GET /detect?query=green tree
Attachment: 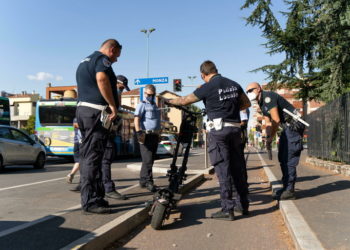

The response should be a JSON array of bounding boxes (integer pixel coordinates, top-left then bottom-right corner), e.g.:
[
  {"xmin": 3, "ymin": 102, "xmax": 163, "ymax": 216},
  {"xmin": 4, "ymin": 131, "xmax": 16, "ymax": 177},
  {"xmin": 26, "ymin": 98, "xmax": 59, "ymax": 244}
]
[
  {"xmin": 189, "ymin": 104, "xmax": 203, "ymax": 130},
  {"xmin": 23, "ymin": 115, "xmax": 35, "ymax": 135},
  {"xmin": 241, "ymin": 0, "xmax": 350, "ymax": 102}
]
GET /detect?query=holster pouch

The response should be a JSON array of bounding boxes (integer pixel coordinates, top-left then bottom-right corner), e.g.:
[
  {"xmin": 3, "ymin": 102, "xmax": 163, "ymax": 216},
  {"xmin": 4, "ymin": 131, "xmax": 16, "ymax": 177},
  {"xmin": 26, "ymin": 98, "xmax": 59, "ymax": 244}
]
[
  {"xmin": 205, "ymin": 120, "xmax": 214, "ymax": 131},
  {"xmin": 137, "ymin": 131, "xmax": 146, "ymax": 144},
  {"xmin": 213, "ymin": 118, "xmax": 223, "ymax": 131},
  {"xmin": 100, "ymin": 107, "xmax": 113, "ymax": 131}
]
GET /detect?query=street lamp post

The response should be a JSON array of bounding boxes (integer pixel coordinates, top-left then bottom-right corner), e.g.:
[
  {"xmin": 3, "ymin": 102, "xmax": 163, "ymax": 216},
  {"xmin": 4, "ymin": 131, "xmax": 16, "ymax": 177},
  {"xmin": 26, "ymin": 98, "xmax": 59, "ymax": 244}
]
[{"xmin": 140, "ymin": 28, "xmax": 156, "ymax": 77}]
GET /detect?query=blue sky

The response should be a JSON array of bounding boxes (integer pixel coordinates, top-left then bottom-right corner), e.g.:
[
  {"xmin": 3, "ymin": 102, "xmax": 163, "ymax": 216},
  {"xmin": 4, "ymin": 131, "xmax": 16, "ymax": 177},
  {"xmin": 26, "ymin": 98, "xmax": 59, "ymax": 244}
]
[{"xmin": 0, "ymin": 0, "xmax": 286, "ymax": 98}]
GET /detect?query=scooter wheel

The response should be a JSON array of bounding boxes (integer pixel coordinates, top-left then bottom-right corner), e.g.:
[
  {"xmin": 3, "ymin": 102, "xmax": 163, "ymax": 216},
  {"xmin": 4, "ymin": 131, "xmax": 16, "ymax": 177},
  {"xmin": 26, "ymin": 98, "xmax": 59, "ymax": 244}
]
[{"xmin": 151, "ymin": 202, "xmax": 167, "ymax": 230}]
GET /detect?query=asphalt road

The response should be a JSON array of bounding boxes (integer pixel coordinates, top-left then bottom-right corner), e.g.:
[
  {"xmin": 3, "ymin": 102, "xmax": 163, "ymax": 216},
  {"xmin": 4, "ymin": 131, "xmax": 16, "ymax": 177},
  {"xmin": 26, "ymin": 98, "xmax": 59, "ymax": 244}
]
[
  {"xmin": 0, "ymin": 149, "xmax": 207, "ymax": 234},
  {"xmin": 0, "ymin": 156, "xmax": 146, "ymax": 233}
]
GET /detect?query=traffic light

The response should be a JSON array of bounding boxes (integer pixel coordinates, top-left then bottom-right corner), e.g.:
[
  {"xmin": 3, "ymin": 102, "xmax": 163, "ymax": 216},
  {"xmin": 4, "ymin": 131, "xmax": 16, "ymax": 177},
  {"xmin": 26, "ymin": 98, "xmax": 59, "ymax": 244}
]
[{"xmin": 173, "ymin": 79, "xmax": 182, "ymax": 92}]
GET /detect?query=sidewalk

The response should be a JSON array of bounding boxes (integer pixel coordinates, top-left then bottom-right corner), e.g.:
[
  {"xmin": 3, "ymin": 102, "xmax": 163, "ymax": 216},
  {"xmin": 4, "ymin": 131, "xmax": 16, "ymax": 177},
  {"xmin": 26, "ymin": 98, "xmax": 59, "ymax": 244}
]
[
  {"xmin": 108, "ymin": 151, "xmax": 294, "ymax": 250},
  {"xmin": 259, "ymin": 148, "xmax": 350, "ymax": 249}
]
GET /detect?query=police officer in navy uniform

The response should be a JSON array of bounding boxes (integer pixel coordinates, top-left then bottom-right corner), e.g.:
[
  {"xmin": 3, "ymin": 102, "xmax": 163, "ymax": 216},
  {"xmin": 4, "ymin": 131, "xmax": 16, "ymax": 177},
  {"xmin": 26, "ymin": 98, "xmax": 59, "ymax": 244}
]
[
  {"xmin": 76, "ymin": 39, "xmax": 121, "ymax": 214},
  {"xmin": 101, "ymin": 75, "xmax": 130, "ymax": 200},
  {"xmin": 168, "ymin": 60, "xmax": 251, "ymax": 220},
  {"xmin": 246, "ymin": 82, "xmax": 305, "ymax": 200},
  {"xmin": 134, "ymin": 84, "xmax": 161, "ymax": 192}
]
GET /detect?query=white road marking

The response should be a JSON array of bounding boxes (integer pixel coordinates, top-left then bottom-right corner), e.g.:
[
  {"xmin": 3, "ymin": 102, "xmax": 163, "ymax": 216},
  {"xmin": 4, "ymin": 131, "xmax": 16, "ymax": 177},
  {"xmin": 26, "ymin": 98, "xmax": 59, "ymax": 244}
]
[
  {"xmin": 0, "ymin": 177, "xmax": 70, "ymax": 192},
  {"xmin": 0, "ymin": 182, "xmax": 139, "ymax": 238},
  {"xmin": 0, "ymin": 204, "xmax": 81, "ymax": 238}
]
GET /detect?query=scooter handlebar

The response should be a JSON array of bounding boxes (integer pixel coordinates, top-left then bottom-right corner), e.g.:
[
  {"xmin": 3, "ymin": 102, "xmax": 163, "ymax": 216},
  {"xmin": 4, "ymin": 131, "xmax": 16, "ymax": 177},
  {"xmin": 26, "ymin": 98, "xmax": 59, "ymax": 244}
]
[{"xmin": 164, "ymin": 101, "xmax": 205, "ymax": 116}]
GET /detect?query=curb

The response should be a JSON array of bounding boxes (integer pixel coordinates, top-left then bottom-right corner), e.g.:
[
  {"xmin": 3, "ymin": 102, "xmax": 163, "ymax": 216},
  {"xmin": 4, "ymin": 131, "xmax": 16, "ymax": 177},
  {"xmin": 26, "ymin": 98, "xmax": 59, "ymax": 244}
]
[
  {"xmin": 60, "ymin": 173, "xmax": 206, "ymax": 250},
  {"xmin": 256, "ymin": 149, "xmax": 325, "ymax": 250},
  {"xmin": 305, "ymin": 156, "xmax": 350, "ymax": 177},
  {"xmin": 126, "ymin": 163, "xmax": 214, "ymax": 175}
]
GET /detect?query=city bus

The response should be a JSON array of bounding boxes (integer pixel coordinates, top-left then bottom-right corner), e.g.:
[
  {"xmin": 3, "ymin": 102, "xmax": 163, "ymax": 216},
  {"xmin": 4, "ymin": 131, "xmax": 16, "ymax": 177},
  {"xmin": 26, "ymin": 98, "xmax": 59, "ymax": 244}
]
[
  {"xmin": 35, "ymin": 99, "xmax": 77, "ymax": 157},
  {"xmin": 0, "ymin": 97, "xmax": 10, "ymax": 125},
  {"xmin": 35, "ymin": 99, "xmax": 142, "ymax": 158}
]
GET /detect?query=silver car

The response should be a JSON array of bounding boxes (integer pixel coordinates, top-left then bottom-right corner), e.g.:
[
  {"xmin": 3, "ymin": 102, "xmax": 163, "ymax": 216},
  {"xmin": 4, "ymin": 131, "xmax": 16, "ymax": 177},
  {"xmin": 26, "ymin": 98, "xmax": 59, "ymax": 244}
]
[
  {"xmin": 0, "ymin": 125, "xmax": 46, "ymax": 170},
  {"xmin": 156, "ymin": 134, "xmax": 185, "ymax": 156}
]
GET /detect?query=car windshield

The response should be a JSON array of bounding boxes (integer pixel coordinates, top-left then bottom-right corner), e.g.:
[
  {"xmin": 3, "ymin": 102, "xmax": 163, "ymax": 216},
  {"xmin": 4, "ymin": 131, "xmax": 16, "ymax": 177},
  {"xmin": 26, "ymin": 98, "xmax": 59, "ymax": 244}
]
[{"xmin": 39, "ymin": 106, "xmax": 76, "ymax": 126}]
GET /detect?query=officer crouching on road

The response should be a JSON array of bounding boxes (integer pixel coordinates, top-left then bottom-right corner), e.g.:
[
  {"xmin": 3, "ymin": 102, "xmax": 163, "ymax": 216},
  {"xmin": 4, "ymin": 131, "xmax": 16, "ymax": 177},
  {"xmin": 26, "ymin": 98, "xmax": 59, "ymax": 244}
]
[
  {"xmin": 246, "ymin": 82, "xmax": 305, "ymax": 200},
  {"xmin": 101, "ymin": 75, "xmax": 130, "ymax": 200},
  {"xmin": 168, "ymin": 60, "xmax": 251, "ymax": 220},
  {"xmin": 134, "ymin": 84, "xmax": 161, "ymax": 193},
  {"xmin": 76, "ymin": 39, "xmax": 121, "ymax": 214}
]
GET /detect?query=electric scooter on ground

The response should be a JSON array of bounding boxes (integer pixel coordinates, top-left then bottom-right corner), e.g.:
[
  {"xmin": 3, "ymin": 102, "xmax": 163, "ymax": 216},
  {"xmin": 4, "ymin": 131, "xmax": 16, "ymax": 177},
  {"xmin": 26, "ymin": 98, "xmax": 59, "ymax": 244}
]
[{"xmin": 149, "ymin": 103, "xmax": 204, "ymax": 230}]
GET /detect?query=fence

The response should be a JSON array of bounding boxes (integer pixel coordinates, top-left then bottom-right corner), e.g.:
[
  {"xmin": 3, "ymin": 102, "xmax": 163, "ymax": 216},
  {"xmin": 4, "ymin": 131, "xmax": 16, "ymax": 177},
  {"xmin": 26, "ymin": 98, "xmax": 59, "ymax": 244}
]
[{"xmin": 307, "ymin": 92, "xmax": 350, "ymax": 164}]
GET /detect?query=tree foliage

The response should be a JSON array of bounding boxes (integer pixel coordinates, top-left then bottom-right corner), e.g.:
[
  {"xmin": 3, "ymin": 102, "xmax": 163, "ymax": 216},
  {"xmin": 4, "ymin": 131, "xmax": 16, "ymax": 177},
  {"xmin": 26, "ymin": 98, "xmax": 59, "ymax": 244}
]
[
  {"xmin": 22, "ymin": 115, "xmax": 35, "ymax": 135},
  {"xmin": 189, "ymin": 104, "xmax": 203, "ymax": 129},
  {"xmin": 242, "ymin": 0, "xmax": 350, "ymax": 102}
]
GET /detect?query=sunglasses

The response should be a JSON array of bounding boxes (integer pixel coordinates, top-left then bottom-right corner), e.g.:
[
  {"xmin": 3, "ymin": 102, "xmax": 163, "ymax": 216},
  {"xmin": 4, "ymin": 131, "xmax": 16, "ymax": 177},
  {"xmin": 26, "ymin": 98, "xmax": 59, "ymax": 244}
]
[{"xmin": 246, "ymin": 88, "xmax": 257, "ymax": 93}]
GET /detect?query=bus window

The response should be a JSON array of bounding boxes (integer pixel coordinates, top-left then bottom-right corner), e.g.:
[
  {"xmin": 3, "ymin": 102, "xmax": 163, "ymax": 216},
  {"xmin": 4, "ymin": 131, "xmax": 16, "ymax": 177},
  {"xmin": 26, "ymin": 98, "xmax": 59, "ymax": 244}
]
[{"xmin": 38, "ymin": 106, "xmax": 76, "ymax": 126}]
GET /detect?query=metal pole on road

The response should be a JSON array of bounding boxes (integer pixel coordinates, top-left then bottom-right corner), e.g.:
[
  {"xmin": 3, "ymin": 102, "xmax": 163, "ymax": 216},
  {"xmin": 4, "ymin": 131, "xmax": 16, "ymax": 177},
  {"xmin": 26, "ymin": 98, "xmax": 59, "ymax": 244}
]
[{"xmin": 204, "ymin": 131, "xmax": 209, "ymax": 168}]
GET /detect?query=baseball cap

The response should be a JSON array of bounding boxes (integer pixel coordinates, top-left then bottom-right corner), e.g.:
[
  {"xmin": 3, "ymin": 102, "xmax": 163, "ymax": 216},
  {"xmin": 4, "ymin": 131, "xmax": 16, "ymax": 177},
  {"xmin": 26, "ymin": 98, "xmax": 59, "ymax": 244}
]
[{"xmin": 116, "ymin": 75, "xmax": 130, "ymax": 91}]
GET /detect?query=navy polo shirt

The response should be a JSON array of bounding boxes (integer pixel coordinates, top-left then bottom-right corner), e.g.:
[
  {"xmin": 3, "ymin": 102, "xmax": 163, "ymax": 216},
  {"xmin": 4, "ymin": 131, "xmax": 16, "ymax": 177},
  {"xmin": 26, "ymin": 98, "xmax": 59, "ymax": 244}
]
[
  {"xmin": 258, "ymin": 91, "xmax": 295, "ymax": 124},
  {"xmin": 193, "ymin": 74, "xmax": 243, "ymax": 123},
  {"xmin": 76, "ymin": 51, "xmax": 117, "ymax": 105}
]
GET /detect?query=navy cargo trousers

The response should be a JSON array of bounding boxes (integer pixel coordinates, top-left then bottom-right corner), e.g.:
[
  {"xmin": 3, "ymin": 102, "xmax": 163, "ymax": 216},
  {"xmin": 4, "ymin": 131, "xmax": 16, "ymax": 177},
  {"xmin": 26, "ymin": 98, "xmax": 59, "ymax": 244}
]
[
  {"xmin": 101, "ymin": 135, "xmax": 117, "ymax": 193},
  {"xmin": 139, "ymin": 133, "xmax": 159, "ymax": 185},
  {"xmin": 77, "ymin": 106, "xmax": 108, "ymax": 210},
  {"xmin": 208, "ymin": 126, "xmax": 249, "ymax": 212},
  {"xmin": 278, "ymin": 126, "xmax": 304, "ymax": 191}
]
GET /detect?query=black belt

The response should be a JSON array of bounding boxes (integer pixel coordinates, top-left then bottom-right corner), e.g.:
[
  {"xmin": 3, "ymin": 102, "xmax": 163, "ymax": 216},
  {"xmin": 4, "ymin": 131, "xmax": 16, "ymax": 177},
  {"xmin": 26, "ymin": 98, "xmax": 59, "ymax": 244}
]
[{"xmin": 145, "ymin": 130, "xmax": 160, "ymax": 134}]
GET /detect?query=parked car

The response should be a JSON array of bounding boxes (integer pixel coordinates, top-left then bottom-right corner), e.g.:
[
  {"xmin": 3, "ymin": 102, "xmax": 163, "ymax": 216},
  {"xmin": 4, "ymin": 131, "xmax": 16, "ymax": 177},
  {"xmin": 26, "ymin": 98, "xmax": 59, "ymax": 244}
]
[
  {"xmin": 0, "ymin": 125, "xmax": 46, "ymax": 170},
  {"xmin": 156, "ymin": 134, "xmax": 185, "ymax": 156}
]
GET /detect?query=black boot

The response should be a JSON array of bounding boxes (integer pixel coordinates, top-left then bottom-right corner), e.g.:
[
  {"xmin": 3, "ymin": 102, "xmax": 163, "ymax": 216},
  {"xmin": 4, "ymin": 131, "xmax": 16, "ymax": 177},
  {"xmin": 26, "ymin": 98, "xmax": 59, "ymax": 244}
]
[
  {"xmin": 279, "ymin": 190, "xmax": 296, "ymax": 200},
  {"xmin": 210, "ymin": 210, "xmax": 234, "ymax": 221}
]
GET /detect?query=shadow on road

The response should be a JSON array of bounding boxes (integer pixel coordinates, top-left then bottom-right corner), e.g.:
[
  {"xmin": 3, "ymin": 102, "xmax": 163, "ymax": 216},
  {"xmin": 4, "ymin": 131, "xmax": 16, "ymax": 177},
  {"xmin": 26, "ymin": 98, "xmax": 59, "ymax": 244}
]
[
  {"xmin": 297, "ymin": 180, "xmax": 350, "ymax": 199},
  {"xmin": 0, "ymin": 216, "xmax": 91, "ymax": 250}
]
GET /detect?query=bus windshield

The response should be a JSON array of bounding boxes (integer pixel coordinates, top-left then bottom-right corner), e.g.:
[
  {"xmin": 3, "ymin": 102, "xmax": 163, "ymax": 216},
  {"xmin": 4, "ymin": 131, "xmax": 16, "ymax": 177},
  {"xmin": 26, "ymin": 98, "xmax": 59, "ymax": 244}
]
[
  {"xmin": 38, "ymin": 106, "xmax": 76, "ymax": 126},
  {"xmin": 0, "ymin": 97, "xmax": 10, "ymax": 125}
]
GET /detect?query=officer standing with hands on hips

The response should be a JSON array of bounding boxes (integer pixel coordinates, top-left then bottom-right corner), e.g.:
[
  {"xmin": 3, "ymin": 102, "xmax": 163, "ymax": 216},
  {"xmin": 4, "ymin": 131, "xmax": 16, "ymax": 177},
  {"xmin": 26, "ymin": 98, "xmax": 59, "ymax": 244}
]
[
  {"xmin": 168, "ymin": 60, "xmax": 251, "ymax": 220},
  {"xmin": 101, "ymin": 75, "xmax": 130, "ymax": 200},
  {"xmin": 246, "ymin": 82, "xmax": 305, "ymax": 200},
  {"xmin": 134, "ymin": 84, "xmax": 161, "ymax": 193},
  {"xmin": 76, "ymin": 39, "xmax": 121, "ymax": 214}
]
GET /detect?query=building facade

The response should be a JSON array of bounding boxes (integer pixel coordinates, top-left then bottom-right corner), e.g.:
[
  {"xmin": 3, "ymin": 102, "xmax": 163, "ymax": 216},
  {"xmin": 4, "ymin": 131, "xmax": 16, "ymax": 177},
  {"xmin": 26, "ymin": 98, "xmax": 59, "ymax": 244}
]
[{"xmin": 9, "ymin": 92, "xmax": 41, "ymax": 128}]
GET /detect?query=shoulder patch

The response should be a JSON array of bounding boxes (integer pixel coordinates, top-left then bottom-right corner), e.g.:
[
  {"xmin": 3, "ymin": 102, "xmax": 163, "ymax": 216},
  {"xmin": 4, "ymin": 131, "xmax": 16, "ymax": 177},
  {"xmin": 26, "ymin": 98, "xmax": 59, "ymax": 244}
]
[
  {"xmin": 265, "ymin": 97, "xmax": 271, "ymax": 103},
  {"xmin": 102, "ymin": 58, "xmax": 111, "ymax": 67}
]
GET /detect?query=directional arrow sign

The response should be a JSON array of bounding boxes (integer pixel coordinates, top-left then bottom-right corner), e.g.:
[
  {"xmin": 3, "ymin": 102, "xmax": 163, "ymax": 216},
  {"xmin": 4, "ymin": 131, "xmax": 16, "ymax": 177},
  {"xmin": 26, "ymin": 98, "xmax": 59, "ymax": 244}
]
[{"xmin": 134, "ymin": 77, "xmax": 168, "ymax": 85}]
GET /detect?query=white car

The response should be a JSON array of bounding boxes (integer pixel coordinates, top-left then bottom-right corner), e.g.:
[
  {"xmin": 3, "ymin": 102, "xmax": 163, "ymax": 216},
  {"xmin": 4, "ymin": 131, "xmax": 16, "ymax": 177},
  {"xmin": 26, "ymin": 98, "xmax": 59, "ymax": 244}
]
[
  {"xmin": 0, "ymin": 125, "xmax": 46, "ymax": 171},
  {"xmin": 156, "ymin": 134, "xmax": 185, "ymax": 156}
]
